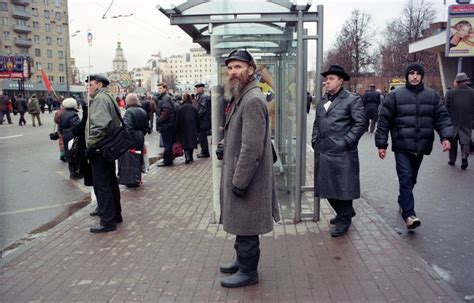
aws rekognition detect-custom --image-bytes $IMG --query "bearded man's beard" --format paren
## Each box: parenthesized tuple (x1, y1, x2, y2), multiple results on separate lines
(226, 75, 248, 97)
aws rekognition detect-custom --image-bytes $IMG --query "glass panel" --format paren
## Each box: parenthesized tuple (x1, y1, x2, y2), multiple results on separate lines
(210, 26, 298, 219)
(181, 0, 289, 15)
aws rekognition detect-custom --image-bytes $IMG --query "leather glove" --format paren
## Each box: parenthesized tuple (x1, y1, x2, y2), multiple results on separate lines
(216, 143, 224, 160)
(232, 185, 247, 197)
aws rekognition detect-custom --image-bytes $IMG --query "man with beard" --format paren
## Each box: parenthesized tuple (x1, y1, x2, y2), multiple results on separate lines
(218, 49, 280, 288)
(312, 65, 366, 237)
(376, 63, 453, 229)
(85, 75, 122, 233)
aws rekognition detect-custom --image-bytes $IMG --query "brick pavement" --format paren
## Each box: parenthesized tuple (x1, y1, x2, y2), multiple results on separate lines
(0, 154, 463, 302)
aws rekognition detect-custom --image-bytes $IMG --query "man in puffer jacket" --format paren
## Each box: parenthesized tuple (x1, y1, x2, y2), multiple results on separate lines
(375, 63, 453, 230)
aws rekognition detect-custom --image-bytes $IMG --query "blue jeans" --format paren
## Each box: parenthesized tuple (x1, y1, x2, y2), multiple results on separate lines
(395, 152, 424, 219)
(161, 130, 174, 165)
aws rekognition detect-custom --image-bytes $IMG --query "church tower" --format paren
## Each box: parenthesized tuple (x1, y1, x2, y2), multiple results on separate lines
(113, 40, 128, 71)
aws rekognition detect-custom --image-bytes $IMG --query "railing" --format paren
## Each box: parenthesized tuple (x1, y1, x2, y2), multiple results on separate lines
(13, 24, 32, 33)
(14, 37, 32, 47)
(12, 10, 31, 19)
(11, 0, 31, 5)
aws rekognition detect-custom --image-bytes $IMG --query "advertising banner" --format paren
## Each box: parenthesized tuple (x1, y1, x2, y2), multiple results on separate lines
(446, 4, 474, 57)
(0, 56, 31, 79)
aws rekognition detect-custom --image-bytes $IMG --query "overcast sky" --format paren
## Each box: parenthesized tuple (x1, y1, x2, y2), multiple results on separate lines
(68, 0, 455, 75)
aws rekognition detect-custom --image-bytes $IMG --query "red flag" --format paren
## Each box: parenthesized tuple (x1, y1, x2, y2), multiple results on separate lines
(40, 69, 52, 92)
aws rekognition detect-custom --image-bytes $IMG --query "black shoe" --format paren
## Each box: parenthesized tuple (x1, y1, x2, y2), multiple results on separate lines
(448, 161, 455, 166)
(115, 216, 123, 223)
(89, 211, 99, 217)
(157, 162, 173, 167)
(197, 153, 210, 158)
(220, 260, 239, 274)
(329, 210, 356, 225)
(331, 224, 350, 237)
(90, 224, 116, 233)
(461, 158, 468, 170)
(185, 159, 190, 164)
(220, 270, 258, 288)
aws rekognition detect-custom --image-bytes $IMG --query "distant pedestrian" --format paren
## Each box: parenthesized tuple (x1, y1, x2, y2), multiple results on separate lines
(59, 98, 81, 178)
(445, 72, 474, 170)
(118, 93, 150, 187)
(47, 95, 53, 113)
(155, 82, 176, 167)
(0, 92, 13, 125)
(85, 75, 122, 233)
(218, 49, 280, 288)
(375, 63, 453, 230)
(306, 91, 312, 113)
(311, 65, 366, 237)
(195, 83, 211, 158)
(362, 84, 382, 133)
(16, 94, 28, 126)
(139, 96, 154, 133)
(27, 94, 42, 127)
(176, 93, 199, 164)
(39, 94, 46, 114)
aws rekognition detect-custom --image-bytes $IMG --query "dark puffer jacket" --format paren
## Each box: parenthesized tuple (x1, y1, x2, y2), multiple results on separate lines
(375, 85, 453, 155)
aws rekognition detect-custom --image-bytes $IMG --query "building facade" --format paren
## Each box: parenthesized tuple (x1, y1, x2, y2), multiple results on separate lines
(0, 0, 77, 94)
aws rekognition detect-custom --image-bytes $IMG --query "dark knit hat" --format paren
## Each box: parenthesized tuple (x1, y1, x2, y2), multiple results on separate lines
(405, 63, 424, 82)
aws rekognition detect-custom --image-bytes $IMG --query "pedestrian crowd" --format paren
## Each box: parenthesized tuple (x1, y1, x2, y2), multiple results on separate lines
(2, 49, 472, 290)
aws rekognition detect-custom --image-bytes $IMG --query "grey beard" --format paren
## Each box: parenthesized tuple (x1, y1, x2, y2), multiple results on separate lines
(226, 78, 246, 97)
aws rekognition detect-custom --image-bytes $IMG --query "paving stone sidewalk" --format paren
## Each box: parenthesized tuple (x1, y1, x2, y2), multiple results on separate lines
(0, 155, 462, 302)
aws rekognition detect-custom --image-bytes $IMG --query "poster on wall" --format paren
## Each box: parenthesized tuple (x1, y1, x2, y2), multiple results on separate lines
(0, 56, 31, 79)
(446, 4, 474, 57)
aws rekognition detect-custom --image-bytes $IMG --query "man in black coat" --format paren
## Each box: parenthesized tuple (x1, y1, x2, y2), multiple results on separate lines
(375, 63, 453, 230)
(445, 72, 474, 170)
(195, 83, 211, 158)
(311, 65, 366, 237)
(362, 84, 381, 133)
(155, 83, 176, 166)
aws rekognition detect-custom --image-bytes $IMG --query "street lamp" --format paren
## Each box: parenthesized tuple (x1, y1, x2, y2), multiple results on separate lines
(65, 30, 80, 97)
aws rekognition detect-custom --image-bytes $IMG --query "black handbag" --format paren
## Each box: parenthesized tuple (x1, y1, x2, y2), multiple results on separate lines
(49, 123, 59, 140)
(94, 101, 133, 162)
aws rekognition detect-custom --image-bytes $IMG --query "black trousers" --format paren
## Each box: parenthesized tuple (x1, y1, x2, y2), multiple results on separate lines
(234, 235, 260, 273)
(449, 133, 470, 162)
(90, 156, 121, 227)
(18, 112, 26, 125)
(198, 129, 209, 156)
(327, 199, 354, 226)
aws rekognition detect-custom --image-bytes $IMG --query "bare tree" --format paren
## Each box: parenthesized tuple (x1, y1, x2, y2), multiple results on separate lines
(324, 10, 375, 90)
(378, 0, 438, 77)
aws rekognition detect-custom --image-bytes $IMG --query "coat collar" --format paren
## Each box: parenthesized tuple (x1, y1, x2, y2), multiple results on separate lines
(325, 88, 350, 114)
(224, 80, 259, 129)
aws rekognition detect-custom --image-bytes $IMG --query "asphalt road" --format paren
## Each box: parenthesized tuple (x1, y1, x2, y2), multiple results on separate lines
(307, 109, 474, 298)
(0, 111, 89, 252)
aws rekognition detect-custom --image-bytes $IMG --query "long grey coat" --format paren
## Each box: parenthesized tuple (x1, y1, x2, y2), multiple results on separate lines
(221, 80, 280, 236)
(312, 89, 366, 200)
(445, 86, 474, 146)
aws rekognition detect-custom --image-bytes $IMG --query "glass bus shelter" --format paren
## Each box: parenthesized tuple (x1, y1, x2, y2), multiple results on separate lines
(158, 0, 324, 223)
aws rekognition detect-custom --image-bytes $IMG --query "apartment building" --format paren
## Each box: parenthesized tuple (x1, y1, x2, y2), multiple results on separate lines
(0, 0, 77, 94)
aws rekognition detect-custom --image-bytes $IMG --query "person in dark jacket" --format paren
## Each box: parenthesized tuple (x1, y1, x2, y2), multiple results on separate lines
(195, 83, 212, 158)
(59, 98, 81, 178)
(362, 84, 381, 133)
(445, 72, 474, 170)
(71, 104, 92, 187)
(118, 93, 149, 187)
(16, 94, 28, 126)
(176, 93, 199, 164)
(311, 65, 367, 237)
(155, 83, 176, 166)
(375, 63, 453, 230)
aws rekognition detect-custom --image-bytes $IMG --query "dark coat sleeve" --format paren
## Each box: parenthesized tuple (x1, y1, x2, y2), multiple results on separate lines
(433, 95, 454, 141)
(344, 96, 367, 148)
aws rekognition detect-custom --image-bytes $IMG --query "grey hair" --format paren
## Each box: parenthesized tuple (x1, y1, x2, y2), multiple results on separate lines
(125, 93, 139, 105)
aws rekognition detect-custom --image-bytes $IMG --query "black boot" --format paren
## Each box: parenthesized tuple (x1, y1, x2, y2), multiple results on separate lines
(219, 259, 239, 273)
(220, 270, 258, 288)
(185, 150, 192, 164)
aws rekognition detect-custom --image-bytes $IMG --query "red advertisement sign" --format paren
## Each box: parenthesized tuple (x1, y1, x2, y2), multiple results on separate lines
(0, 56, 31, 79)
